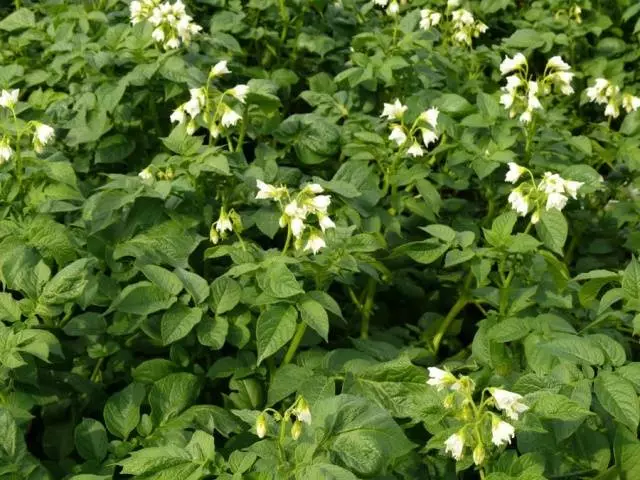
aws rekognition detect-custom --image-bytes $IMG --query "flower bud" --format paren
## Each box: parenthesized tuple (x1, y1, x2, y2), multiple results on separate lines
(291, 420, 303, 440)
(256, 413, 267, 438)
(473, 444, 485, 465)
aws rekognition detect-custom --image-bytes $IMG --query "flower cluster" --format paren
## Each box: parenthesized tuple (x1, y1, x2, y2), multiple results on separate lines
(585, 78, 640, 119)
(499, 54, 574, 123)
(170, 61, 249, 137)
(373, 0, 400, 17)
(255, 396, 312, 441)
(381, 99, 440, 157)
(130, 0, 201, 50)
(505, 163, 584, 222)
(427, 368, 529, 464)
(419, 5, 487, 46)
(0, 89, 55, 161)
(255, 180, 336, 255)
(210, 207, 243, 245)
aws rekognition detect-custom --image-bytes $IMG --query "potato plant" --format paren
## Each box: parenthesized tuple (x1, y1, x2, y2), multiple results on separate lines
(1, 0, 640, 478)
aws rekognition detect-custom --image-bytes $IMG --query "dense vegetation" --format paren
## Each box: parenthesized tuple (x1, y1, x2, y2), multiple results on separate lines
(2, 0, 640, 478)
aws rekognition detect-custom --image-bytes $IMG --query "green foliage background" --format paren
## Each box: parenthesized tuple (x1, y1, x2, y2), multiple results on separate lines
(1, 0, 640, 478)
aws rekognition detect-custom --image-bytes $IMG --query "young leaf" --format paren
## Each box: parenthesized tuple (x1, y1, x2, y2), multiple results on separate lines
(256, 305, 297, 364)
(103, 383, 146, 440)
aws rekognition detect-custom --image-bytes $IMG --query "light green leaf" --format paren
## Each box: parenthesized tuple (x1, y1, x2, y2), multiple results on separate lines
(297, 296, 329, 342)
(149, 373, 200, 425)
(256, 305, 297, 364)
(210, 276, 241, 314)
(594, 372, 639, 431)
(108, 281, 176, 316)
(622, 256, 640, 300)
(103, 383, 146, 440)
(536, 209, 568, 255)
(161, 304, 203, 345)
(260, 263, 304, 298)
(140, 265, 183, 296)
(196, 315, 228, 349)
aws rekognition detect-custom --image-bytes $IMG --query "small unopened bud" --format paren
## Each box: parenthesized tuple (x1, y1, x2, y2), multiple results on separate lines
(473, 444, 485, 465)
(443, 393, 456, 409)
(209, 224, 219, 244)
(256, 413, 267, 438)
(291, 420, 302, 440)
(295, 397, 312, 424)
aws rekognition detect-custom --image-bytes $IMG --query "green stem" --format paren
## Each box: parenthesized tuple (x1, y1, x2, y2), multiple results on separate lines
(235, 106, 249, 152)
(282, 226, 292, 255)
(149, 96, 163, 138)
(360, 278, 376, 339)
(282, 322, 306, 365)
(433, 273, 472, 353)
(90, 358, 104, 383)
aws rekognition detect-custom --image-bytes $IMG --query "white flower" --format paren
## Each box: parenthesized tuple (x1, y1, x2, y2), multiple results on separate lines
(475, 22, 488, 35)
(452, 9, 474, 25)
(546, 192, 568, 211)
(389, 126, 407, 146)
(500, 92, 515, 109)
(374, 0, 388, 5)
(33, 123, 55, 152)
(504, 75, 522, 92)
(444, 433, 464, 460)
(519, 110, 532, 124)
(490, 388, 529, 420)
(215, 210, 233, 234)
(256, 179, 285, 200)
(221, 106, 242, 127)
(138, 167, 153, 182)
(622, 94, 640, 113)
(387, 0, 399, 15)
(0, 140, 13, 164)
(427, 367, 456, 391)
(564, 180, 583, 199)
(420, 9, 441, 30)
(285, 200, 304, 217)
(491, 418, 515, 447)
(211, 60, 230, 77)
(500, 53, 527, 76)
(310, 195, 331, 212)
(165, 36, 181, 49)
(561, 84, 575, 96)
(303, 183, 324, 194)
(170, 105, 186, 124)
(421, 107, 439, 129)
(229, 84, 250, 104)
(291, 217, 306, 238)
(452, 30, 470, 45)
(505, 162, 525, 183)
(0, 89, 19, 110)
(381, 99, 408, 120)
(421, 128, 438, 147)
(304, 233, 326, 254)
(508, 190, 529, 216)
(318, 214, 336, 231)
(186, 119, 197, 135)
(407, 142, 424, 157)
(546, 56, 571, 71)
(604, 101, 620, 118)
(586, 78, 610, 105)
(540, 172, 565, 194)
(447, 0, 461, 7)
(152, 27, 165, 42)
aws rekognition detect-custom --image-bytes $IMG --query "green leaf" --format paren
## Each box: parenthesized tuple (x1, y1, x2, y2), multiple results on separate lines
(0, 408, 18, 457)
(312, 395, 414, 477)
(488, 317, 531, 343)
(594, 372, 640, 431)
(542, 334, 605, 365)
(259, 263, 304, 298)
(161, 304, 203, 345)
(140, 265, 183, 296)
(132, 359, 180, 384)
(296, 464, 359, 480)
(532, 392, 593, 422)
(103, 383, 146, 440)
(175, 268, 210, 305)
(297, 296, 329, 342)
(622, 256, 640, 300)
(149, 373, 200, 425)
(108, 281, 176, 316)
(256, 304, 298, 364)
(433, 93, 473, 114)
(0, 8, 35, 31)
(118, 445, 192, 475)
(39, 258, 91, 305)
(588, 334, 626, 366)
(196, 315, 228, 349)
(210, 276, 241, 314)
(74, 418, 108, 461)
(0, 293, 21, 322)
(535, 209, 568, 255)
